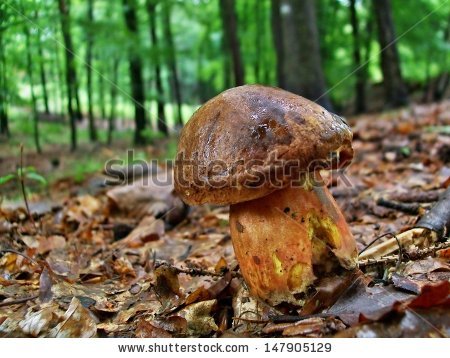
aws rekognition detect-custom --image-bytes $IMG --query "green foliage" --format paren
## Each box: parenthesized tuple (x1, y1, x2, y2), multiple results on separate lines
(0, 0, 448, 150)
(0, 173, 15, 185)
(0, 163, 48, 188)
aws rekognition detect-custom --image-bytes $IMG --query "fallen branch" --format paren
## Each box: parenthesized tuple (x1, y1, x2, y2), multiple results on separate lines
(269, 313, 334, 323)
(390, 189, 443, 203)
(0, 294, 39, 307)
(359, 230, 419, 260)
(361, 188, 450, 260)
(376, 197, 423, 215)
(416, 187, 450, 238)
(359, 241, 450, 268)
(154, 260, 239, 278)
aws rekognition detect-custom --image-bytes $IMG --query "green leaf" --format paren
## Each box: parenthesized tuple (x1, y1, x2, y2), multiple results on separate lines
(22, 166, 37, 174)
(0, 174, 16, 185)
(25, 172, 48, 186)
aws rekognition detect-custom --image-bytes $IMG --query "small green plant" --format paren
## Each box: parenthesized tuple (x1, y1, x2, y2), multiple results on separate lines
(0, 145, 48, 230)
(0, 165, 47, 188)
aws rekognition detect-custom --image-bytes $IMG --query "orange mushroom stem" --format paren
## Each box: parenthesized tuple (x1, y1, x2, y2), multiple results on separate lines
(229, 172, 358, 306)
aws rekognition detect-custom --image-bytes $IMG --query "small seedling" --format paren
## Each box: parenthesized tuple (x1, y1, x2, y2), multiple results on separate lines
(0, 145, 47, 229)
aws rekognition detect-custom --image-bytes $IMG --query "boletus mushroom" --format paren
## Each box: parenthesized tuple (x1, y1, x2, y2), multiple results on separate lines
(174, 85, 358, 306)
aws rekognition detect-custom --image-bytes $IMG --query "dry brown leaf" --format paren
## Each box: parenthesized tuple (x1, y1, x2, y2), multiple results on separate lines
(49, 297, 98, 337)
(39, 267, 53, 303)
(135, 319, 172, 338)
(179, 299, 218, 336)
(115, 216, 164, 248)
(18, 303, 59, 337)
(65, 195, 101, 222)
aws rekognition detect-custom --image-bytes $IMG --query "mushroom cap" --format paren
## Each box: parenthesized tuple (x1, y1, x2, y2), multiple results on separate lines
(174, 85, 353, 205)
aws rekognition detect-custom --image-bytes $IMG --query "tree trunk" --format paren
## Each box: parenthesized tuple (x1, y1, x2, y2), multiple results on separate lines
(349, 0, 366, 113)
(196, 24, 214, 102)
(37, 42, 50, 115)
(74, 81, 83, 121)
(162, 2, 183, 126)
(57, 0, 77, 150)
(85, 0, 98, 141)
(108, 58, 120, 145)
(52, 29, 64, 115)
(254, 0, 262, 83)
(279, 0, 332, 110)
(147, 0, 168, 136)
(98, 73, 106, 119)
(24, 23, 41, 153)
(0, 24, 9, 137)
(35, 11, 50, 115)
(219, 0, 245, 86)
(122, 0, 147, 145)
(271, 0, 284, 88)
(372, 0, 408, 108)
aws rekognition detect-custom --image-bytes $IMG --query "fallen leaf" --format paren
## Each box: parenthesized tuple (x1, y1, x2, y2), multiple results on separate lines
(18, 304, 58, 337)
(135, 319, 172, 338)
(39, 267, 53, 303)
(115, 216, 164, 248)
(49, 297, 98, 337)
(179, 299, 218, 336)
(326, 276, 413, 325)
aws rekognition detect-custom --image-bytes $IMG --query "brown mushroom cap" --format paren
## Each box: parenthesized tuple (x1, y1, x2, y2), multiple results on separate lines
(175, 85, 353, 205)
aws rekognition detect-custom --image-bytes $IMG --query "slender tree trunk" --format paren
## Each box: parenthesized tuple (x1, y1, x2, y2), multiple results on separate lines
(162, 2, 183, 126)
(74, 81, 82, 120)
(197, 24, 213, 102)
(57, 0, 77, 150)
(372, 0, 408, 108)
(122, 0, 147, 145)
(108, 58, 119, 145)
(98, 73, 106, 119)
(363, 6, 373, 79)
(349, 0, 366, 113)
(35, 11, 50, 115)
(0, 29, 9, 137)
(271, 0, 284, 88)
(221, 33, 232, 89)
(219, 0, 245, 86)
(24, 23, 41, 153)
(254, 0, 262, 83)
(279, 0, 332, 110)
(37, 42, 50, 115)
(147, 0, 168, 136)
(85, 0, 98, 141)
(52, 32, 64, 115)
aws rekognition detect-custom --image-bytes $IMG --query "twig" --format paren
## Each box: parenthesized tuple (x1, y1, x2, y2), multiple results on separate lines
(232, 316, 268, 324)
(19, 144, 37, 230)
(359, 232, 403, 267)
(0, 294, 39, 307)
(390, 190, 443, 203)
(0, 249, 40, 267)
(416, 187, 450, 238)
(358, 229, 428, 260)
(376, 197, 423, 215)
(359, 241, 450, 268)
(154, 260, 239, 278)
(269, 313, 334, 323)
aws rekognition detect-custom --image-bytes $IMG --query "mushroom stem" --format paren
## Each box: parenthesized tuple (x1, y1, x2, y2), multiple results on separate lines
(229, 173, 358, 306)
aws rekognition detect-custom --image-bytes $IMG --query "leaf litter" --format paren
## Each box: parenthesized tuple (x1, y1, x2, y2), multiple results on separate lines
(1, 101, 450, 337)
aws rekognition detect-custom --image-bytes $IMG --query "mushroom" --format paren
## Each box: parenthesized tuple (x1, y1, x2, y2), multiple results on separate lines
(174, 85, 358, 306)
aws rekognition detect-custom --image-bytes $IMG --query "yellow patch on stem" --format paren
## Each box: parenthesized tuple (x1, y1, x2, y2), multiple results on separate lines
(307, 212, 342, 249)
(287, 262, 312, 292)
(272, 252, 284, 276)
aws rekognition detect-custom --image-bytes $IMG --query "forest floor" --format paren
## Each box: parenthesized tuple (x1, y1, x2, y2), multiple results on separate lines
(0, 100, 450, 338)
